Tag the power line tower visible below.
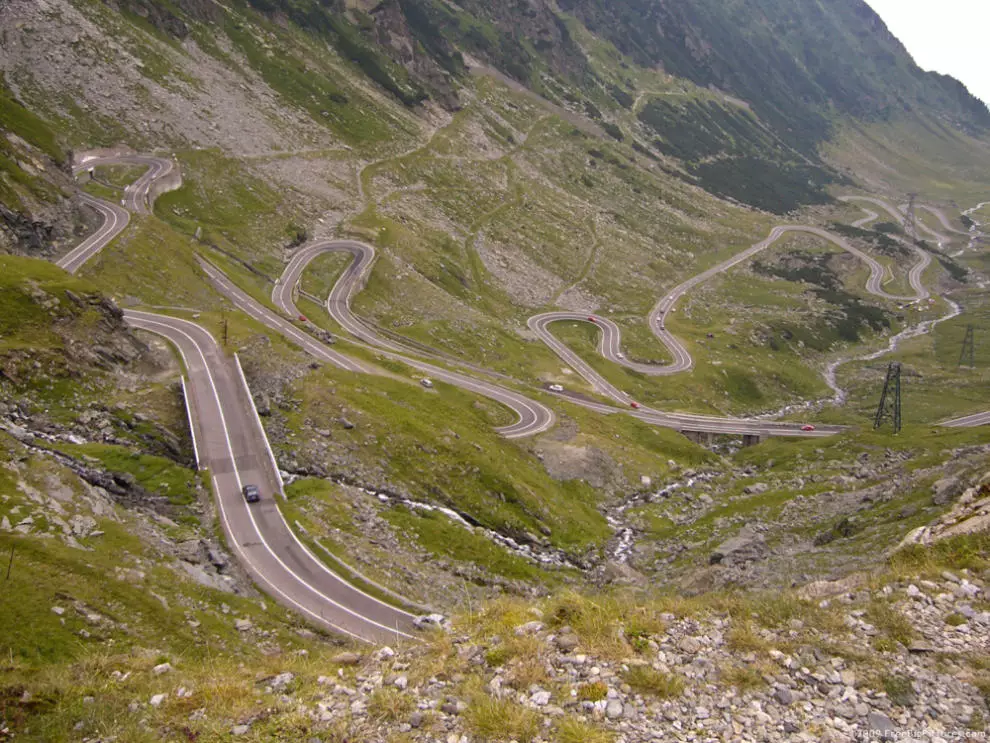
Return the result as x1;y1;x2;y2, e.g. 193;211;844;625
903;193;918;242
959;325;975;368
873;362;902;433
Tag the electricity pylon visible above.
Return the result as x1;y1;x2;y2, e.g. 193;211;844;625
959;325;975;368
873;362;902;433
903;194;918;242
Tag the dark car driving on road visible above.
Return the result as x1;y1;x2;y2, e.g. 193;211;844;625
242;484;261;503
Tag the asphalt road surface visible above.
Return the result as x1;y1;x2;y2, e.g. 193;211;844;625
269;240;556;439
529;223;930;405
841;194;952;250
58;154;178;273
271;240;844;438
56;151;990;641
125;310;417;643
57;193;130;274
75;153;178;214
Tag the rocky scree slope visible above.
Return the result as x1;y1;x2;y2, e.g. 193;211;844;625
251;0;990;211
0;76;88;258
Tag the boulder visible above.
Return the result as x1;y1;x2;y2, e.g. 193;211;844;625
710;525;767;565
932;476;964;505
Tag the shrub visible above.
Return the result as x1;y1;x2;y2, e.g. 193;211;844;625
726;621;770;653
882;674;916;707
866;601;914;648
721;663;767;692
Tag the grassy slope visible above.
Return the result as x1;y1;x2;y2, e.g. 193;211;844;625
827;115;990;206
0;432;365;742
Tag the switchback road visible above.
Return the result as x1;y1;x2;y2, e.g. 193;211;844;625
60;150;989;642
269;239;842;438
125;310;416;643
58;153;179;273
59;155;421;643
272;242;555;438
57;194;130;274
529;223;930;400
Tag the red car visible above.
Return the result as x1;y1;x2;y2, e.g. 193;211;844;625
801;424;816;432
298;315;307;322
587;316;597;323
630;402;641;409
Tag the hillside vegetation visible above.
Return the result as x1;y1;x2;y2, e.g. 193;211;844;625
2;0;990;739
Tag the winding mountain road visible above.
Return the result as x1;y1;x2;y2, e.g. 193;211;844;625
268;238;847;438
76;153;179;214
57;150;989;639
58;153;178;273
59;155;419;643
57;194;130;274
529;223;930;401
268;241;555;439
125;310;416;643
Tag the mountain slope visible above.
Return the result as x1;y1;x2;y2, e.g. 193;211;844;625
555;0;990;146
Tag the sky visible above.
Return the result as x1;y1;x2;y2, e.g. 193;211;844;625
865;0;990;106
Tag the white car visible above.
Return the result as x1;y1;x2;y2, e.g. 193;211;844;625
420;378;434;388
616;352;624;359
548;384;564;392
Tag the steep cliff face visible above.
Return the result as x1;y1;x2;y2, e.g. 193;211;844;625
554;0;989;149
0;78;80;258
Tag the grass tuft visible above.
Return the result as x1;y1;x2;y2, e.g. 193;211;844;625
556;717;615;743
621;666;685;698
464;693;541;742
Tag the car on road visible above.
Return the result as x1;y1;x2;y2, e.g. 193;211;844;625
801;424;816;432
616;352;624;359
587;316;597;323
421;378;434;388
298;315;308;322
548;384;564;392
242;484;261;503
630;402;641;409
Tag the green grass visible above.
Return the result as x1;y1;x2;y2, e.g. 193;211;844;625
829;115;990;206
865;600;915;649
90;163;146;190
383;505;554;584
622;666;686;698
155;148;298;262
721;663;768;692
0;256;98;345
77;217;221;309
882;674;916;707
0;74;66;162
825;288;990;426
279;478;434;611
51;442;201;509
367;688;414;722
280;362;612;553
464;693;541;742
0;256;129;419
299;251;353;300
891;532;990;578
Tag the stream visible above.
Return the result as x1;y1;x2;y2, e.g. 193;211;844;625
765;199;987;418
283;471;581;568
605;471;719;563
